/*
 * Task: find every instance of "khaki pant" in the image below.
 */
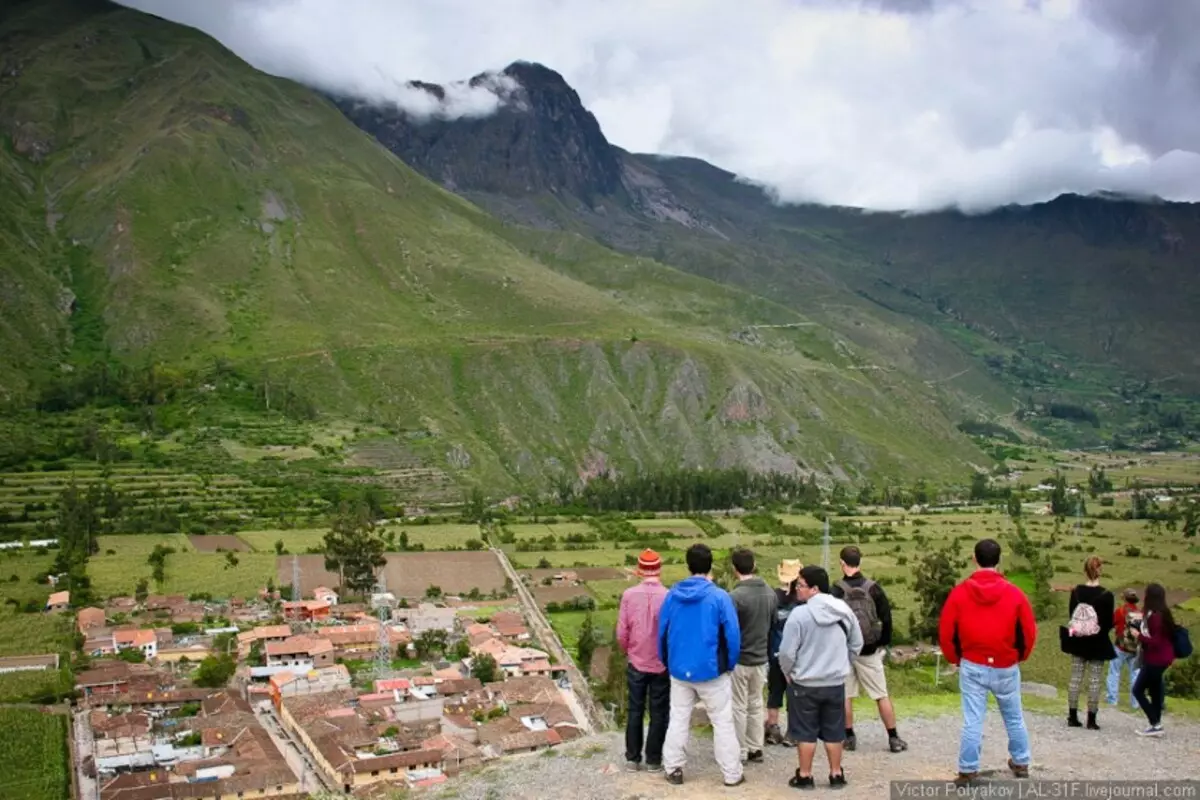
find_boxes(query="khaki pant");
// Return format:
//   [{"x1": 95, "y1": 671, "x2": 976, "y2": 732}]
[
  {"x1": 731, "y1": 663, "x2": 768, "y2": 758},
  {"x1": 845, "y1": 650, "x2": 889, "y2": 700},
  {"x1": 663, "y1": 673, "x2": 742, "y2": 784}
]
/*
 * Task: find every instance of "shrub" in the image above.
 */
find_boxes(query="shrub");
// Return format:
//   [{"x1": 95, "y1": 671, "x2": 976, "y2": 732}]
[
  {"x1": 1124, "y1": 545, "x2": 1141, "y2": 557},
  {"x1": 1165, "y1": 655, "x2": 1200, "y2": 699}
]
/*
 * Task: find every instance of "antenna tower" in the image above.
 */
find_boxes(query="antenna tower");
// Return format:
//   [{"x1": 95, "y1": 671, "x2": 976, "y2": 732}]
[
  {"x1": 820, "y1": 514, "x2": 831, "y2": 572},
  {"x1": 373, "y1": 569, "x2": 393, "y2": 681}
]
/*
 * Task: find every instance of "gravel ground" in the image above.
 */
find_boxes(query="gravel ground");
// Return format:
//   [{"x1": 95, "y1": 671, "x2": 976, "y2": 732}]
[{"x1": 440, "y1": 709, "x2": 1200, "y2": 800}]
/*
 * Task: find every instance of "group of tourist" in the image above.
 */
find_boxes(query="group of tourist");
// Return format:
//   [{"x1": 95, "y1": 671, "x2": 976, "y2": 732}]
[
  {"x1": 1058, "y1": 555, "x2": 1184, "y2": 738},
  {"x1": 616, "y1": 543, "x2": 905, "y2": 789},
  {"x1": 615, "y1": 537, "x2": 1191, "y2": 790}
]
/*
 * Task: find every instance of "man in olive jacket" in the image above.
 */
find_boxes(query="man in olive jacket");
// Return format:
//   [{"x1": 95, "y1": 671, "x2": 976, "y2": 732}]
[{"x1": 729, "y1": 548, "x2": 777, "y2": 763}]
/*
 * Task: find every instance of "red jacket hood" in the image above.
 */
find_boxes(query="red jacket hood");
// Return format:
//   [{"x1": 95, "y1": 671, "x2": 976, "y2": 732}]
[{"x1": 962, "y1": 569, "x2": 1012, "y2": 606}]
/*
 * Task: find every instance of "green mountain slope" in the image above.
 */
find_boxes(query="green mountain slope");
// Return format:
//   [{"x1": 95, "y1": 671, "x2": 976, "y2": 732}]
[{"x1": 0, "y1": 0, "x2": 990, "y2": 488}]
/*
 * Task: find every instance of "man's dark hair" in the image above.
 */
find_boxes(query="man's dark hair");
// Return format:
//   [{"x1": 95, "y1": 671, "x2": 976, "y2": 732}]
[
  {"x1": 686, "y1": 543, "x2": 713, "y2": 576},
  {"x1": 839, "y1": 545, "x2": 862, "y2": 568},
  {"x1": 974, "y1": 538, "x2": 1002, "y2": 569},
  {"x1": 730, "y1": 548, "x2": 755, "y2": 576},
  {"x1": 799, "y1": 565, "x2": 830, "y2": 594}
]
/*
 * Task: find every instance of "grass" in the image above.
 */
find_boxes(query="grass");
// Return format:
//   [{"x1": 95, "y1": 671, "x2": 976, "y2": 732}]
[
  {"x1": 0, "y1": 708, "x2": 69, "y2": 800},
  {"x1": 238, "y1": 523, "x2": 483, "y2": 553},
  {"x1": 89, "y1": 552, "x2": 275, "y2": 599}
]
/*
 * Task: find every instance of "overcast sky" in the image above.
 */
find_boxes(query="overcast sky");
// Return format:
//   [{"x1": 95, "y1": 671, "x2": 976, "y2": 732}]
[{"x1": 118, "y1": 0, "x2": 1200, "y2": 212}]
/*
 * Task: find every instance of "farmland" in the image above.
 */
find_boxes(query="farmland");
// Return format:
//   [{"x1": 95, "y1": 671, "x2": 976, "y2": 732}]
[
  {"x1": 277, "y1": 551, "x2": 509, "y2": 598},
  {"x1": 0, "y1": 708, "x2": 69, "y2": 800},
  {"x1": 0, "y1": 610, "x2": 74, "y2": 704}
]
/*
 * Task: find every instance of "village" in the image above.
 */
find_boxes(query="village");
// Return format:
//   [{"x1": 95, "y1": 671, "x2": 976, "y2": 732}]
[{"x1": 3, "y1": 578, "x2": 590, "y2": 799}]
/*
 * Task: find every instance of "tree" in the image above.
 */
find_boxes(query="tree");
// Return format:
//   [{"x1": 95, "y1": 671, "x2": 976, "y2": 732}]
[
  {"x1": 274, "y1": 539, "x2": 285, "y2": 555},
  {"x1": 1006, "y1": 493, "x2": 1023, "y2": 519},
  {"x1": 224, "y1": 551, "x2": 239, "y2": 569},
  {"x1": 194, "y1": 654, "x2": 237, "y2": 688},
  {"x1": 969, "y1": 471, "x2": 989, "y2": 502},
  {"x1": 909, "y1": 542, "x2": 963, "y2": 642},
  {"x1": 1008, "y1": 520, "x2": 1057, "y2": 621},
  {"x1": 425, "y1": 585, "x2": 443, "y2": 599},
  {"x1": 134, "y1": 578, "x2": 149, "y2": 603},
  {"x1": 452, "y1": 639, "x2": 471, "y2": 660},
  {"x1": 576, "y1": 613, "x2": 598, "y2": 676},
  {"x1": 1087, "y1": 467, "x2": 1112, "y2": 498},
  {"x1": 322, "y1": 502, "x2": 388, "y2": 596},
  {"x1": 462, "y1": 488, "x2": 488, "y2": 524},
  {"x1": 465, "y1": 539, "x2": 484, "y2": 551},
  {"x1": 1049, "y1": 472, "x2": 1071, "y2": 516},
  {"x1": 415, "y1": 630, "x2": 448, "y2": 659},
  {"x1": 117, "y1": 647, "x2": 146, "y2": 664},
  {"x1": 471, "y1": 652, "x2": 498, "y2": 684},
  {"x1": 147, "y1": 544, "x2": 175, "y2": 588},
  {"x1": 1182, "y1": 500, "x2": 1199, "y2": 539},
  {"x1": 398, "y1": 531, "x2": 409, "y2": 551}
]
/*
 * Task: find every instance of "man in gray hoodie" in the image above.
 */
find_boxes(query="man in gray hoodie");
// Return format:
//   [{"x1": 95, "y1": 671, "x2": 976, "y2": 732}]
[
  {"x1": 729, "y1": 548, "x2": 777, "y2": 764},
  {"x1": 777, "y1": 565, "x2": 863, "y2": 790}
]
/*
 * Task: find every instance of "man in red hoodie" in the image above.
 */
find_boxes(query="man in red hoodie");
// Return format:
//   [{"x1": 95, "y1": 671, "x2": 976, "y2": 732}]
[{"x1": 939, "y1": 539, "x2": 1037, "y2": 787}]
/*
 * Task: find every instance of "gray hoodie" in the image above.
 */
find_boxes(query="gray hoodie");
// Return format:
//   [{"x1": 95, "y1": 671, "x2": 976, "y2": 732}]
[{"x1": 777, "y1": 593, "x2": 864, "y2": 688}]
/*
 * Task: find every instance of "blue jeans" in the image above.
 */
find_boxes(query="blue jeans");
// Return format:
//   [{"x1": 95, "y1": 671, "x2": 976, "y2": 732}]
[
  {"x1": 958, "y1": 660, "x2": 1031, "y2": 773},
  {"x1": 1106, "y1": 650, "x2": 1140, "y2": 708}
]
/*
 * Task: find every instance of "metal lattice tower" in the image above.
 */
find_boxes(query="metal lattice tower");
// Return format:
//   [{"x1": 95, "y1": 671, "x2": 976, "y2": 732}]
[
  {"x1": 373, "y1": 570, "x2": 393, "y2": 681},
  {"x1": 820, "y1": 515, "x2": 831, "y2": 572},
  {"x1": 291, "y1": 555, "x2": 300, "y2": 602}
]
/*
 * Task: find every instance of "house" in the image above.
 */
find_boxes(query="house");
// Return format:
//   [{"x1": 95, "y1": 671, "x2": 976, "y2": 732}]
[
  {"x1": 421, "y1": 734, "x2": 482, "y2": 776},
  {"x1": 113, "y1": 628, "x2": 158, "y2": 660},
  {"x1": 466, "y1": 622, "x2": 495, "y2": 647},
  {"x1": 265, "y1": 635, "x2": 335, "y2": 669},
  {"x1": 75, "y1": 663, "x2": 134, "y2": 697},
  {"x1": 494, "y1": 619, "x2": 530, "y2": 642},
  {"x1": 77, "y1": 607, "x2": 106, "y2": 633},
  {"x1": 236, "y1": 623, "x2": 292, "y2": 657},
  {"x1": 267, "y1": 665, "x2": 352, "y2": 706},
  {"x1": 281, "y1": 598, "x2": 331, "y2": 622},
  {"x1": 45, "y1": 590, "x2": 70, "y2": 612},
  {"x1": 313, "y1": 585, "x2": 339, "y2": 605}
]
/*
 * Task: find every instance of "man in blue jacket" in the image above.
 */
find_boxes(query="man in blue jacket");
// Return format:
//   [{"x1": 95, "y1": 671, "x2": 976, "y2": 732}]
[{"x1": 658, "y1": 543, "x2": 743, "y2": 787}]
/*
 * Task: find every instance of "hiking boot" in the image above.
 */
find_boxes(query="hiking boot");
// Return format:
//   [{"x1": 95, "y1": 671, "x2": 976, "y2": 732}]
[
  {"x1": 1067, "y1": 708, "x2": 1083, "y2": 728},
  {"x1": 1009, "y1": 759, "x2": 1030, "y2": 779},
  {"x1": 843, "y1": 733, "x2": 857, "y2": 751},
  {"x1": 1136, "y1": 725, "x2": 1164, "y2": 737},
  {"x1": 1086, "y1": 712, "x2": 1100, "y2": 731},
  {"x1": 665, "y1": 768, "x2": 684, "y2": 785},
  {"x1": 624, "y1": 760, "x2": 642, "y2": 773},
  {"x1": 889, "y1": 735, "x2": 908, "y2": 753},
  {"x1": 954, "y1": 772, "x2": 979, "y2": 788},
  {"x1": 764, "y1": 723, "x2": 784, "y2": 746},
  {"x1": 725, "y1": 775, "x2": 746, "y2": 787},
  {"x1": 788, "y1": 771, "x2": 815, "y2": 790},
  {"x1": 746, "y1": 750, "x2": 764, "y2": 763},
  {"x1": 645, "y1": 762, "x2": 663, "y2": 772},
  {"x1": 829, "y1": 772, "x2": 847, "y2": 790}
]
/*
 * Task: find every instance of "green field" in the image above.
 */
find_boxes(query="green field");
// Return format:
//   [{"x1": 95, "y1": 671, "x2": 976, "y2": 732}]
[
  {"x1": 0, "y1": 708, "x2": 70, "y2": 800},
  {"x1": 89, "y1": 552, "x2": 275, "y2": 599},
  {"x1": 0, "y1": 611, "x2": 74, "y2": 704}
]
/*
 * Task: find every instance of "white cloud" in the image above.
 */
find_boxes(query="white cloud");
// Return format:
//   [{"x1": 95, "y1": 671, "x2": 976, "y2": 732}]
[{"x1": 118, "y1": 0, "x2": 1200, "y2": 212}]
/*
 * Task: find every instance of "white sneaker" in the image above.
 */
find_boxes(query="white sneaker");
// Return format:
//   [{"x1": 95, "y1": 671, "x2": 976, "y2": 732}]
[{"x1": 1136, "y1": 725, "x2": 1163, "y2": 737}]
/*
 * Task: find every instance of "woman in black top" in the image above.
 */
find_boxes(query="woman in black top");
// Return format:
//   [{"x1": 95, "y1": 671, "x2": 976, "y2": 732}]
[{"x1": 1061, "y1": 556, "x2": 1116, "y2": 729}]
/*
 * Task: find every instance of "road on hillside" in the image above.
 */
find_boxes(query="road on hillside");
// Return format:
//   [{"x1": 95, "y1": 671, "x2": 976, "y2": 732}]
[
  {"x1": 72, "y1": 708, "x2": 98, "y2": 800},
  {"x1": 490, "y1": 546, "x2": 608, "y2": 732}
]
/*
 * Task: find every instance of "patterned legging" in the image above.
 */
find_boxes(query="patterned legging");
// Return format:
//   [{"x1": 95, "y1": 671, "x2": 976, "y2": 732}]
[{"x1": 1068, "y1": 657, "x2": 1104, "y2": 713}]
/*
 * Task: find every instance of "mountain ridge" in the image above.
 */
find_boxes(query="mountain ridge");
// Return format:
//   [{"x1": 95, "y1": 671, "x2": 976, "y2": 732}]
[
  {"x1": 335, "y1": 61, "x2": 1200, "y2": 434},
  {"x1": 0, "y1": 0, "x2": 994, "y2": 491}
]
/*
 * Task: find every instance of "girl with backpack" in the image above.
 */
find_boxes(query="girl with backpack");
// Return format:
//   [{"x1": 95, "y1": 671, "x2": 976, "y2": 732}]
[
  {"x1": 1060, "y1": 556, "x2": 1115, "y2": 730},
  {"x1": 1132, "y1": 583, "x2": 1177, "y2": 737}
]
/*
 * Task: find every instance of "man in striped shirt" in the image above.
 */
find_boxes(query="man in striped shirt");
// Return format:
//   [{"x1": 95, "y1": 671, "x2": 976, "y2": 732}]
[{"x1": 617, "y1": 548, "x2": 669, "y2": 772}]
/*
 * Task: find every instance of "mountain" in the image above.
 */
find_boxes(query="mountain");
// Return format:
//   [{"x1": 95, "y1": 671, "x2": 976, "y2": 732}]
[
  {"x1": 0, "y1": 0, "x2": 993, "y2": 491},
  {"x1": 338, "y1": 64, "x2": 1200, "y2": 445}
]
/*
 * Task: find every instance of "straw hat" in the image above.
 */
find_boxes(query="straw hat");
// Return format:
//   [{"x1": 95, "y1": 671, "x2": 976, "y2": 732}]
[{"x1": 777, "y1": 559, "x2": 803, "y2": 586}]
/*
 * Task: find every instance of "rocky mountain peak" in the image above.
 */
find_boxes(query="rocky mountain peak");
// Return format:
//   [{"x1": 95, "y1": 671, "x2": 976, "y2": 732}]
[{"x1": 337, "y1": 61, "x2": 623, "y2": 204}]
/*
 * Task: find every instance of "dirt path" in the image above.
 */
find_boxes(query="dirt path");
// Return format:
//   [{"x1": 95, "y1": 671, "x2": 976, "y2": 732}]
[{"x1": 445, "y1": 708, "x2": 1200, "y2": 799}]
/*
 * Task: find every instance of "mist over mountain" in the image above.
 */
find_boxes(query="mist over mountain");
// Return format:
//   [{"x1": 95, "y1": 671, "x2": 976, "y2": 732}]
[{"x1": 117, "y1": 0, "x2": 1200, "y2": 213}]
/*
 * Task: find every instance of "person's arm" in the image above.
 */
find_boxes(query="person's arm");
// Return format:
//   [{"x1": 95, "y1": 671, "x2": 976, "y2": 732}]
[
  {"x1": 1112, "y1": 606, "x2": 1124, "y2": 632},
  {"x1": 846, "y1": 606, "x2": 864, "y2": 658},
  {"x1": 778, "y1": 611, "x2": 801, "y2": 677},
  {"x1": 616, "y1": 593, "x2": 631, "y2": 654},
  {"x1": 1098, "y1": 592, "x2": 1115, "y2": 634},
  {"x1": 938, "y1": 586, "x2": 961, "y2": 665},
  {"x1": 657, "y1": 594, "x2": 673, "y2": 667},
  {"x1": 1068, "y1": 587, "x2": 1079, "y2": 617},
  {"x1": 874, "y1": 583, "x2": 893, "y2": 648},
  {"x1": 1016, "y1": 590, "x2": 1037, "y2": 662},
  {"x1": 720, "y1": 592, "x2": 741, "y2": 672}
]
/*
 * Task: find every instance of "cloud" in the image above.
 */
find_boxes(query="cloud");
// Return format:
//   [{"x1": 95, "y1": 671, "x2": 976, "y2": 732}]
[{"x1": 117, "y1": 0, "x2": 1200, "y2": 212}]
